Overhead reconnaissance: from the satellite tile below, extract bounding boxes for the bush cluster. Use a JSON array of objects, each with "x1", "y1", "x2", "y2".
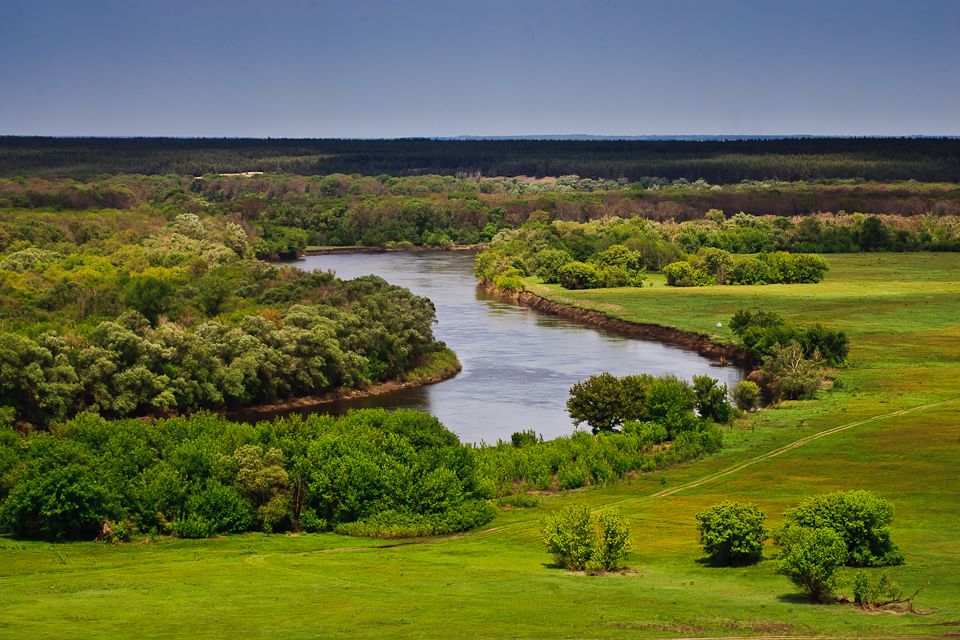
[
  {"x1": 0, "y1": 409, "x2": 494, "y2": 541},
  {"x1": 476, "y1": 219, "x2": 838, "y2": 294},
  {"x1": 664, "y1": 249, "x2": 828, "y2": 287},
  {"x1": 567, "y1": 372, "x2": 732, "y2": 435},
  {"x1": 781, "y1": 490, "x2": 904, "y2": 567},
  {"x1": 730, "y1": 309, "x2": 849, "y2": 366},
  {"x1": 773, "y1": 490, "x2": 904, "y2": 602},
  {"x1": 695, "y1": 490, "x2": 903, "y2": 603},
  {"x1": 477, "y1": 424, "x2": 723, "y2": 497},
  {"x1": 541, "y1": 505, "x2": 630, "y2": 573}
]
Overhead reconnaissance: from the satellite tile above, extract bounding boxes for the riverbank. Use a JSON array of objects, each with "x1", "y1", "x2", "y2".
[
  {"x1": 303, "y1": 243, "x2": 484, "y2": 256},
  {"x1": 480, "y1": 282, "x2": 753, "y2": 369},
  {"x1": 223, "y1": 347, "x2": 462, "y2": 421}
]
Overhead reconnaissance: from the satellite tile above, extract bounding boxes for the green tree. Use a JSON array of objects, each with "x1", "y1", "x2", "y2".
[
  {"x1": 558, "y1": 261, "x2": 600, "y2": 290},
  {"x1": 530, "y1": 248, "x2": 572, "y2": 284},
  {"x1": 698, "y1": 247, "x2": 734, "y2": 285},
  {"x1": 123, "y1": 275, "x2": 174, "y2": 325},
  {"x1": 541, "y1": 505, "x2": 630, "y2": 572},
  {"x1": 757, "y1": 342, "x2": 823, "y2": 402},
  {"x1": 782, "y1": 490, "x2": 904, "y2": 567},
  {"x1": 567, "y1": 373, "x2": 625, "y2": 433},
  {"x1": 693, "y1": 375, "x2": 733, "y2": 423},
  {"x1": 733, "y1": 380, "x2": 760, "y2": 411},
  {"x1": 696, "y1": 501, "x2": 766, "y2": 565},
  {"x1": 776, "y1": 525, "x2": 848, "y2": 602}
]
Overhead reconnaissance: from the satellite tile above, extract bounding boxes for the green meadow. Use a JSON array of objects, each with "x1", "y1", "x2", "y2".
[{"x1": 2, "y1": 253, "x2": 959, "y2": 639}]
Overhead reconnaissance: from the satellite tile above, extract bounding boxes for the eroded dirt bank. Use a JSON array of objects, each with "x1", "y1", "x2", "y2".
[
  {"x1": 481, "y1": 283, "x2": 753, "y2": 369},
  {"x1": 223, "y1": 358, "x2": 462, "y2": 421}
]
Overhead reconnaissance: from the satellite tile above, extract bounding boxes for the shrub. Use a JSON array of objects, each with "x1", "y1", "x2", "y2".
[
  {"x1": 510, "y1": 429, "x2": 539, "y2": 448},
  {"x1": 497, "y1": 494, "x2": 539, "y2": 509},
  {"x1": 590, "y1": 511, "x2": 631, "y2": 573},
  {"x1": 297, "y1": 510, "x2": 328, "y2": 533},
  {"x1": 801, "y1": 324, "x2": 849, "y2": 366},
  {"x1": 696, "y1": 502, "x2": 766, "y2": 565},
  {"x1": 558, "y1": 261, "x2": 600, "y2": 289},
  {"x1": 852, "y1": 571, "x2": 904, "y2": 607},
  {"x1": 0, "y1": 458, "x2": 118, "y2": 541},
  {"x1": 542, "y1": 505, "x2": 593, "y2": 569},
  {"x1": 542, "y1": 505, "x2": 630, "y2": 572},
  {"x1": 782, "y1": 490, "x2": 904, "y2": 567},
  {"x1": 532, "y1": 248, "x2": 574, "y2": 284},
  {"x1": 645, "y1": 375, "x2": 698, "y2": 437},
  {"x1": 776, "y1": 525, "x2": 848, "y2": 602},
  {"x1": 557, "y1": 460, "x2": 589, "y2": 490},
  {"x1": 730, "y1": 309, "x2": 848, "y2": 365},
  {"x1": 172, "y1": 515, "x2": 216, "y2": 539},
  {"x1": 186, "y1": 481, "x2": 253, "y2": 534},
  {"x1": 729, "y1": 256, "x2": 772, "y2": 284},
  {"x1": 663, "y1": 261, "x2": 714, "y2": 287},
  {"x1": 98, "y1": 519, "x2": 134, "y2": 544},
  {"x1": 757, "y1": 342, "x2": 823, "y2": 402},
  {"x1": 733, "y1": 380, "x2": 760, "y2": 411}
]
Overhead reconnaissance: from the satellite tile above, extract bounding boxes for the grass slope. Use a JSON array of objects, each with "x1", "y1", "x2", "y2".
[{"x1": 2, "y1": 253, "x2": 959, "y2": 639}]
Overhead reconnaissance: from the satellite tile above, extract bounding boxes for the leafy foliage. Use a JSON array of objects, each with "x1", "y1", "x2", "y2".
[
  {"x1": 696, "y1": 502, "x2": 767, "y2": 565},
  {"x1": 730, "y1": 309, "x2": 849, "y2": 366},
  {"x1": 0, "y1": 409, "x2": 494, "y2": 540},
  {"x1": 477, "y1": 424, "x2": 721, "y2": 497},
  {"x1": 757, "y1": 343, "x2": 824, "y2": 402},
  {"x1": 567, "y1": 372, "x2": 725, "y2": 436},
  {"x1": 693, "y1": 375, "x2": 733, "y2": 423},
  {"x1": 0, "y1": 212, "x2": 445, "y2": 426},
  {"x1": 781, "y1": 490, "x2": 904, "y2": 567},
  {"x1": 541, "y1": 505, "x2": 630, "y2": 573},
  {"x1": 776, "y1": 525, "x2": 849, "y2": 603},
  {"x1": 732, "y1": 380, "x2": 760, "y2": 411}
]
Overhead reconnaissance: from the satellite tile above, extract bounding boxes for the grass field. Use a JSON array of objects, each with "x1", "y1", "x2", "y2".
[{"x1": 2, "y1": 253, "x2": 959, "y2": 639}]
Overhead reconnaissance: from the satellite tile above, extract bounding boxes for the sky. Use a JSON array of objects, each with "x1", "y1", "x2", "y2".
[{"x1": 1, "y1": 0, "x2": 958, "y2": 137}]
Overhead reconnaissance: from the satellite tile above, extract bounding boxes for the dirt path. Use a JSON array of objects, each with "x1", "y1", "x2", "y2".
[
  {"x1": 467, "y1": 396, "x2": 960, "y2": 538},
  {"x1": 647, "y1": 397, "x2": 960, "y2": 500}
]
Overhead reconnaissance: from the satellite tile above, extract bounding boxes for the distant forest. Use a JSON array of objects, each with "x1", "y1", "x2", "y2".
[{"x1": 1, "y1": 137, "x2": 958, "y2": 183}]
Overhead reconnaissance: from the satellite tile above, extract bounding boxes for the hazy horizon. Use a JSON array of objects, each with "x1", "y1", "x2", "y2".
[{"x1": 2, "y1": 0, "x2": 958, "y2": 137}]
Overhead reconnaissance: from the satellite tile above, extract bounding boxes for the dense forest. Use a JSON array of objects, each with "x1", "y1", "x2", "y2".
[
  {"x1": 0, "y1": 209, "x2": 450, "y2": 427},
  {"x1": 2, "y1": 173, "x2": 959, "y2": 250},
  {"x1": 1, "y1": 137, "x2": 958, "y2": 182}
]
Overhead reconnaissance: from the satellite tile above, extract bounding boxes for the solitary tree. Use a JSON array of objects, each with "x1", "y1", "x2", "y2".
[
  {"x1": 567, "y1": 372, "x2": 625, "y2": 433},
  {"x1": 696, "y1": 502, "x2": 766, "y2": 565}
]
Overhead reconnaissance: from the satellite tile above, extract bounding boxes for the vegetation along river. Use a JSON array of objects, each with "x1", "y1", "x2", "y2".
[{"x1": 284, "y1": 251, "x2": 742, "y2": 444}]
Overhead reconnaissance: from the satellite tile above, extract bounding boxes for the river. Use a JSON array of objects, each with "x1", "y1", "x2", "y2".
[{"x1": 283, "y1": 251, "x2": 741, "y2": 444}]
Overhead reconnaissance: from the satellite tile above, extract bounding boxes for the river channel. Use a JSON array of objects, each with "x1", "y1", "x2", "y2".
[{"x1": 284, "y1": 251, "x2": 741, "y2": 444}]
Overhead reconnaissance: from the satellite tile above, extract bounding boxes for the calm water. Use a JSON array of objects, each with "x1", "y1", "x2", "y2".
[{"x1": 284, "y1": 251, "x2": 741, "y2": 444}]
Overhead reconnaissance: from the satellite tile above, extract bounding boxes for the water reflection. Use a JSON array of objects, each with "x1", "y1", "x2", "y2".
[{"x1": 275, "y1": 251, "x2": 741, "y2": 444}]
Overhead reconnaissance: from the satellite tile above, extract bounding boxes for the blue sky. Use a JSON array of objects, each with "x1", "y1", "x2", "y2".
[{"x1": 1, "y1": 0, "x2": 958, "y2": 136}]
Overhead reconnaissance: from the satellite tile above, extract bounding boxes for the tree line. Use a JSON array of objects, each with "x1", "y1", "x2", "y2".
[
  {"x1": 0, "y1": 409, "x2": 494, "y2": 541},
  {"x1": 1, "y1": 137, "x2": 957, "y2": 182},
  {"x1": 3, "y1": 174, "x2": 960, "y2": 251}
]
